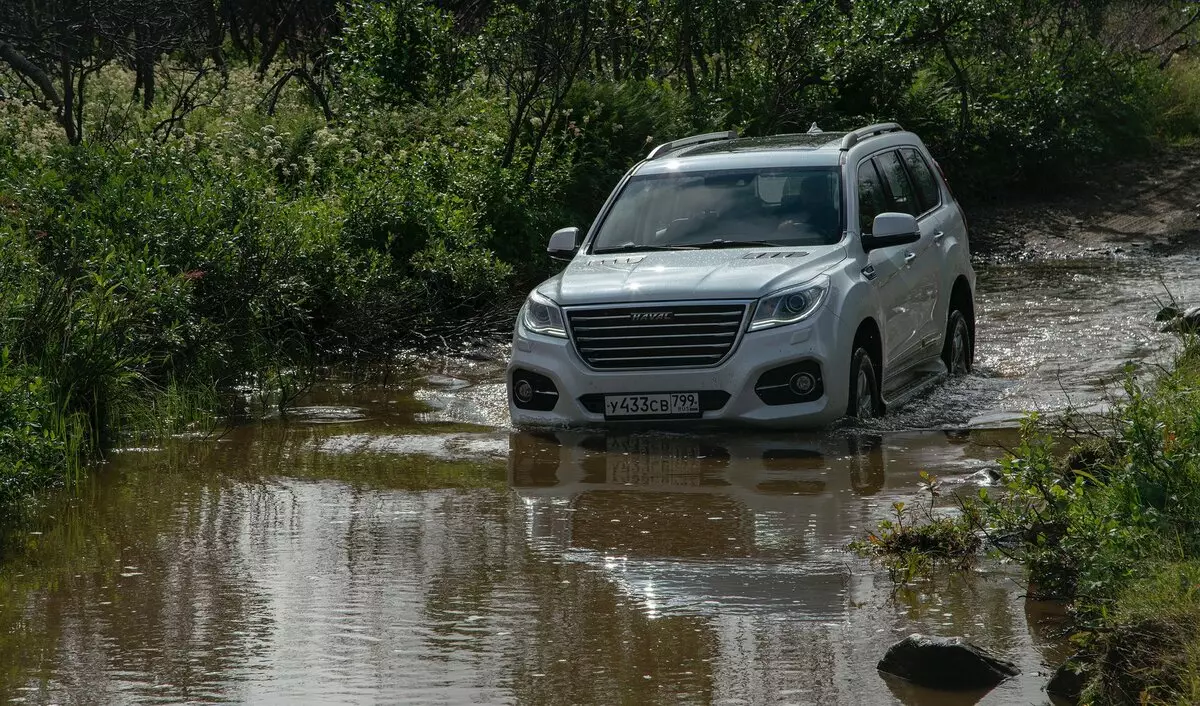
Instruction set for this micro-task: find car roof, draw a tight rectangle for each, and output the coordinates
[634,132,849,175]
[634,126,924,176]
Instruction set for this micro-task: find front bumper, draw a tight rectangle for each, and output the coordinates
[507,311,850,428]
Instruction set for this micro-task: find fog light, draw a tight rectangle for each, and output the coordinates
[754,360,824,406]
[511,370,559,411]
[514,379,535,404]
[789,372,816,396]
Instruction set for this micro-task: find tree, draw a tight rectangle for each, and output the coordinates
[482,0,602,179]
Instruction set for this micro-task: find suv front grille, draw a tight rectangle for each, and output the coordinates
[567,303,748,369]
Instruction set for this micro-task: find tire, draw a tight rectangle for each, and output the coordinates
[847,346,882,419]
[941,308,973,376]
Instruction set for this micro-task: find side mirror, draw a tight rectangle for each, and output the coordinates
[863,213,920,252]
[547,227,581,260]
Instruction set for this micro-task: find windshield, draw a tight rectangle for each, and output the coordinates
[591,167,843,253]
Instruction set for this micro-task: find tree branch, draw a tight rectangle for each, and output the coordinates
[0,40,62,107]
[1141,7,1200,54]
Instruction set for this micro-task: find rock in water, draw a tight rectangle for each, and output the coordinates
[1156,305,1181,322]
[1162,305,1200,333]
[877,634,1019,690]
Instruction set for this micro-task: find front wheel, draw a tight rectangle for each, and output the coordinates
[847,347,882,419]
[941,308,973,375]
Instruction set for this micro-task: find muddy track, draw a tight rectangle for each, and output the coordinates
[969,142,1200,261]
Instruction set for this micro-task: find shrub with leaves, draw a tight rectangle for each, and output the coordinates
[851,471,982,583]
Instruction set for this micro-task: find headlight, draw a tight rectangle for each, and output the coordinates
[749,279,830,331]
[520,290,567,338]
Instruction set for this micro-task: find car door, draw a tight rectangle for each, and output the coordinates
[874,149,942,363]
[857,157,918,369]
[898,147,953,347]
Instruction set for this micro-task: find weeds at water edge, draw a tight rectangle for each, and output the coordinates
[849,471,983,583]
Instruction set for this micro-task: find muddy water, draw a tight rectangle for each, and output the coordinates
[1,253,1197,705]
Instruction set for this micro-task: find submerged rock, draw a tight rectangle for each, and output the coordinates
[877,634,1019,691]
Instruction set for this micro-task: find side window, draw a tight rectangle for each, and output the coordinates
[900,147,940,213]
[857,160,887,233]
[874,150,918,216]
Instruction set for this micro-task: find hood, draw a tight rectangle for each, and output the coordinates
[538,245,846,305]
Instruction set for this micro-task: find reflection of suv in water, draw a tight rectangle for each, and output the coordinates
[508,124,975,428]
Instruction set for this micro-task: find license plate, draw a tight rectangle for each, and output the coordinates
[603,393,701,418]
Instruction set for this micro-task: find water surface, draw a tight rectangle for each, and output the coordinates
[3,253,1195,705]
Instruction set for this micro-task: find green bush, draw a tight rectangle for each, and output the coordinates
[1155,57,1200,141]
[337,0,472,108]
[971,342,1200,702]
[0,355,70,505]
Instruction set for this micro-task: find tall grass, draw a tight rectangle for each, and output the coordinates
[1156,57,1200,142]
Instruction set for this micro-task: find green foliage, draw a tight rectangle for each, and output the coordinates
[851,471,982,583]
[337,0,471,108]
[0,69,537,504]
[0,354,72,506]
[1155,57,1200,142]
[981,347,1200,603]
[1078,563,1200,705]
[970,341,1200,703]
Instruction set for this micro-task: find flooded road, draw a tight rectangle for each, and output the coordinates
[2,254,1199,705]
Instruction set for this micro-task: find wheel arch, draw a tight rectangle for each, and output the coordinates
[949,276,975,337]
[853,317,883,371]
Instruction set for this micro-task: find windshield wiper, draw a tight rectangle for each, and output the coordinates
[593,243,700,254]
[693,239,782,249]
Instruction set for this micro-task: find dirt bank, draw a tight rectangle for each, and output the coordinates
[969,142,1200,261]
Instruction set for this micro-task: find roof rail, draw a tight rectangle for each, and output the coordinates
[839,122,903,151]
[646,130,738,160]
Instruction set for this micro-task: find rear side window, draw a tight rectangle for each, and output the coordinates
[900,148,940,213]
[857,160,888,233]
[874,151,918,217]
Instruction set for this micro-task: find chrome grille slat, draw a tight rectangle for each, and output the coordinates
[579,343,731,353]
[566,302,748,370]
[573,321,740,332]
[585,354,725,363]
[576,332,735,342]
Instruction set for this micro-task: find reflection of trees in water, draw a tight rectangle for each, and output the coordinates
[0,422,1031,703]
[0,421,513,701]
[709,614,841,703]
[0,446,277,702]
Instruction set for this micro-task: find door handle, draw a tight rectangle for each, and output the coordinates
[933,231,945,242]
[904,251,917,264]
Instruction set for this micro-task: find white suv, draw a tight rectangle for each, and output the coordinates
[507,123,975,428]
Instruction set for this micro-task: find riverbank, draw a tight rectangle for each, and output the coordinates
[969,140,1200,262]
[861,330,1200,703]
[994,334,1200,704]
